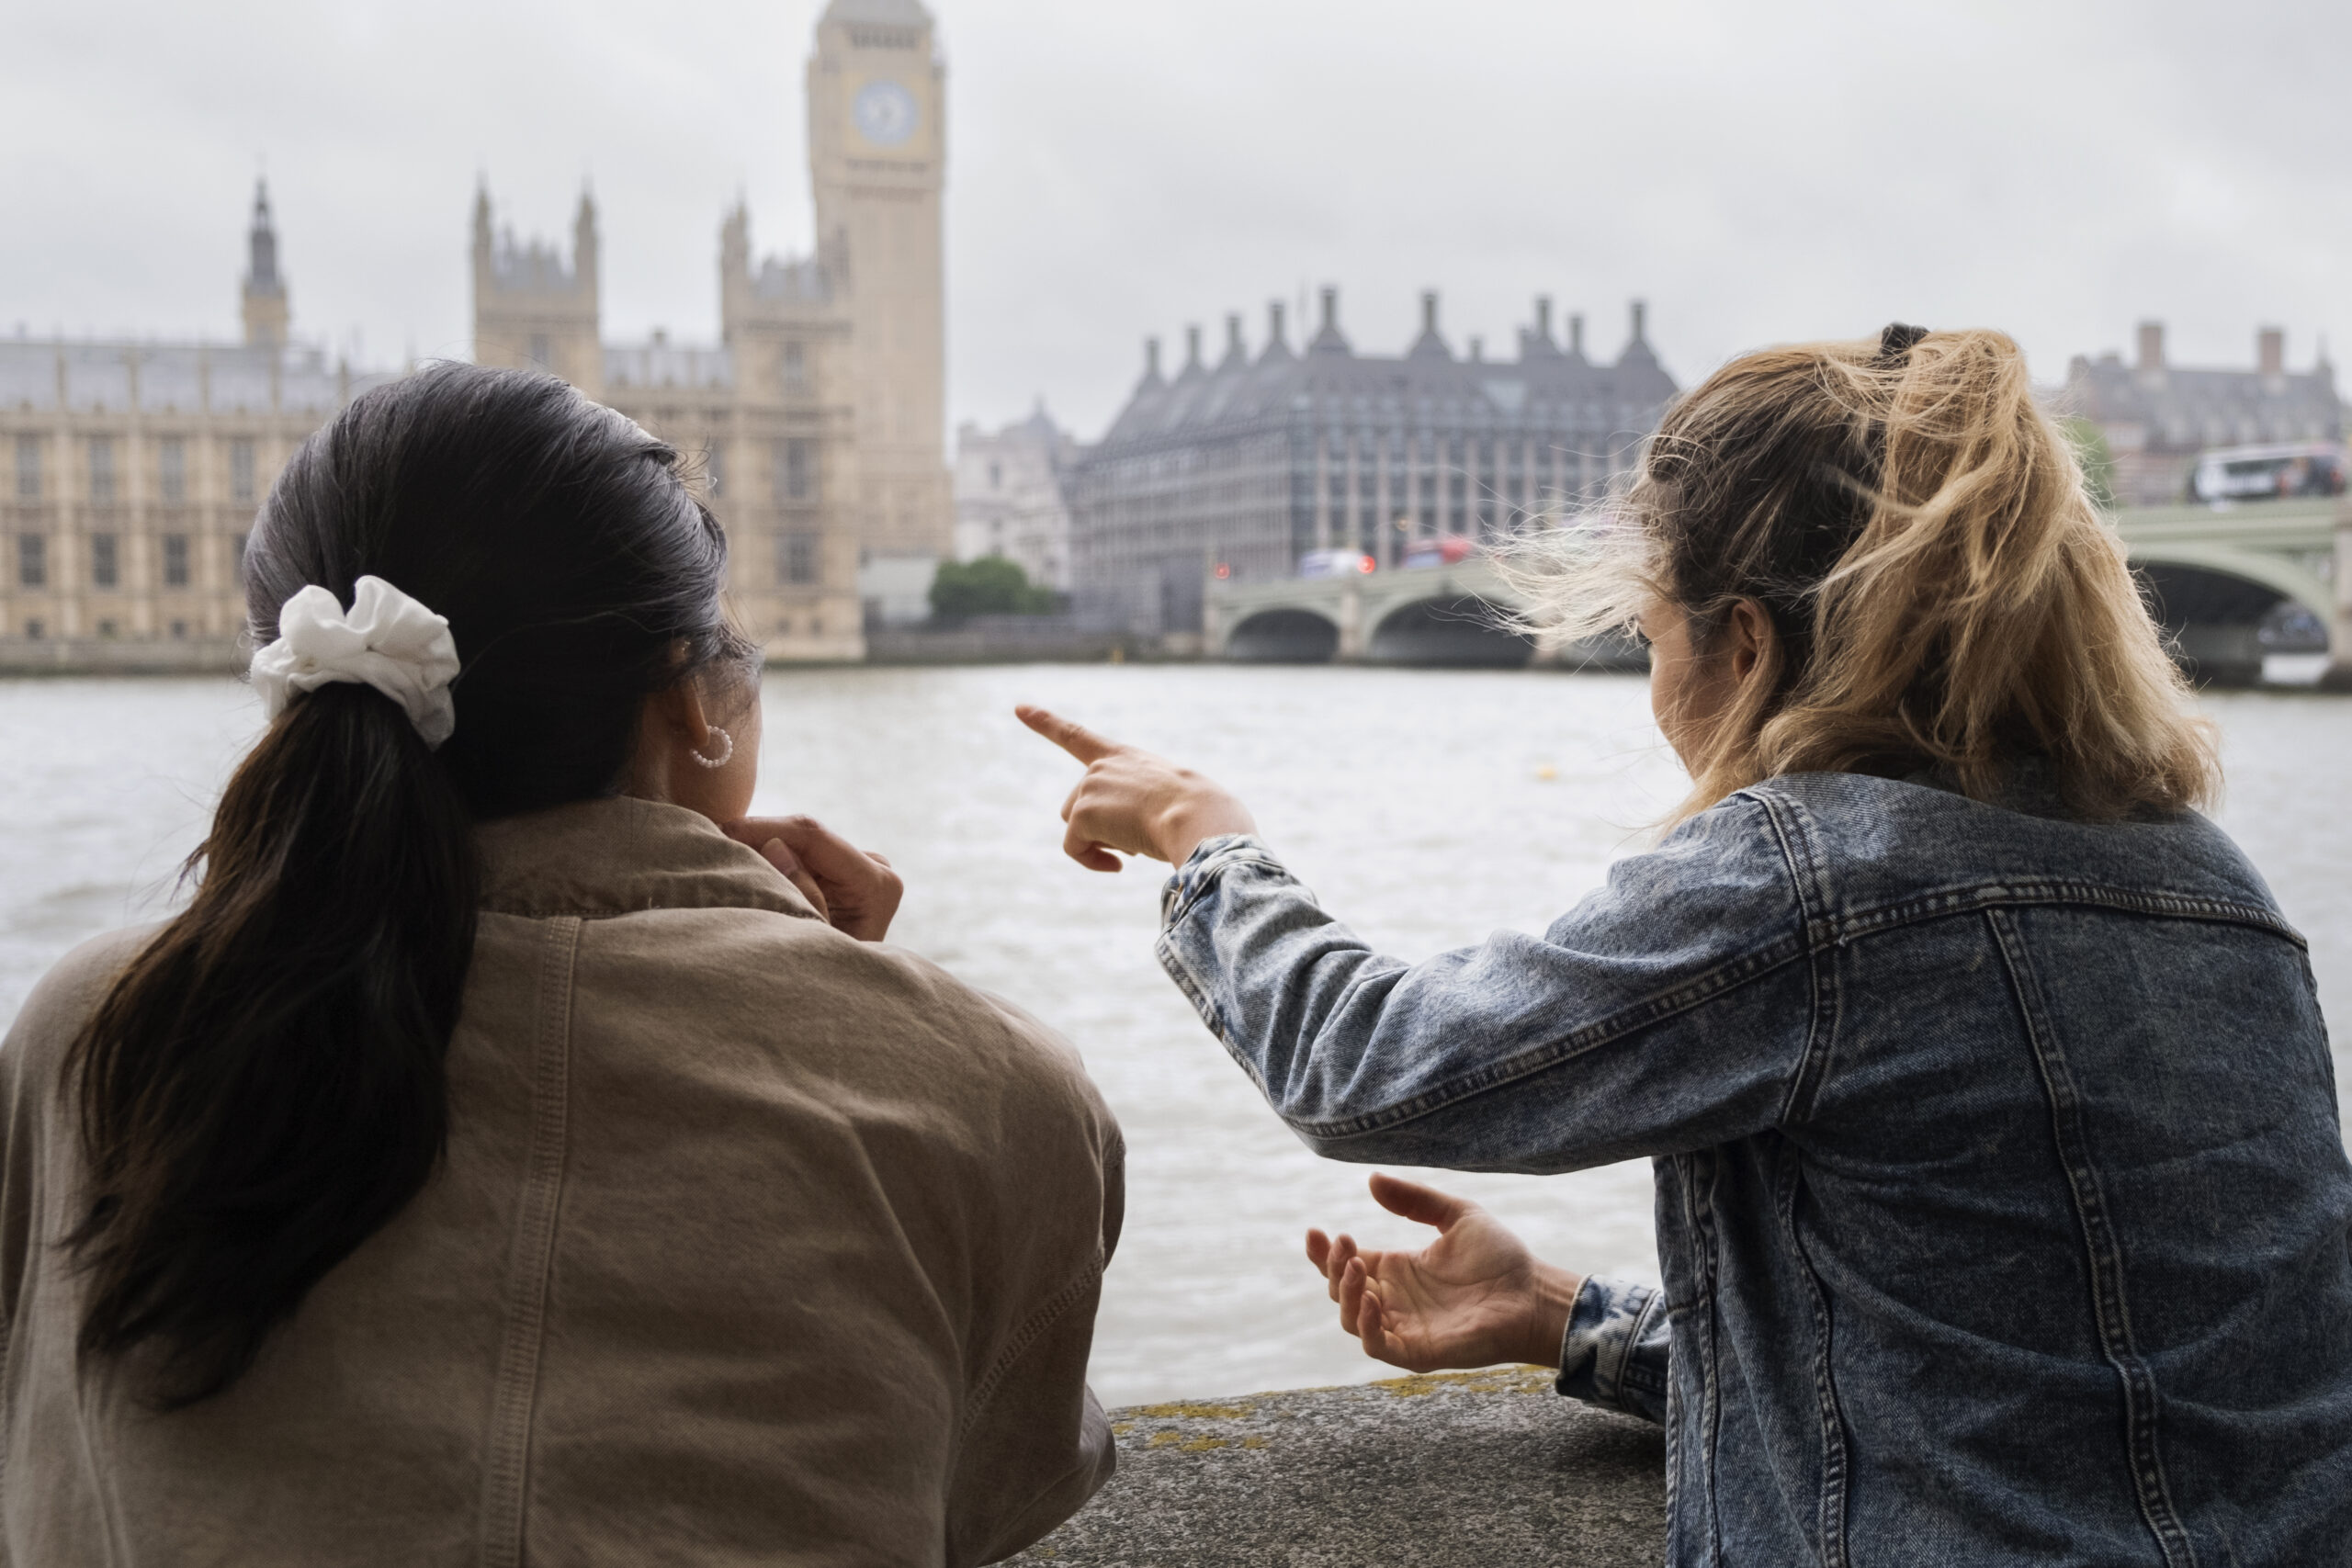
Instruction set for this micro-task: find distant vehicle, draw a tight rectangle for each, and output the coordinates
[2186,443,2347,504]
[1401,536,1478,570]
[1297,548,1377,579]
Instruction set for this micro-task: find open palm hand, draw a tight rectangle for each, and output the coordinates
[1306,1173,1583,1374]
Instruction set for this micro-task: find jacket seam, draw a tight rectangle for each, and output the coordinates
[477,915,581,1568]
[1826,881,2300,948]
[1775,1140,1851,1568]
[1279,935,1813,1142]
[959,1261,1103,1441]
[1986,908,2199,1568]
[1755,792,1840,1127]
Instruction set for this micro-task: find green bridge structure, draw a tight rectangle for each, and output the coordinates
[1201,497,2350,687]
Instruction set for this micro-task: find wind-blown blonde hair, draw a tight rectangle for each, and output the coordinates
[1509,327,2217,823]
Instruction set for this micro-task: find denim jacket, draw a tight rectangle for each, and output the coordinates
[1156,772,2352,1567]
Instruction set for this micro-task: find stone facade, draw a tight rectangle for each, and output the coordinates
[953,404,1077,590]
[2061,321,2342,507]
[474,0,951,655]
[0,183,397,669]
[1067,292,1678,636]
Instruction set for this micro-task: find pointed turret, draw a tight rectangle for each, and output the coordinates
[1216,313,1250,374]
[1260,299,1294,363]
[1177,323,1206,382]
[1408,290,1453,362]
[1520,296,1562,361]
[1616,299,1659,370]
[240,179,289,348]
[1308,287,1351,355]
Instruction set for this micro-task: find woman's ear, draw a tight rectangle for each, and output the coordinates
[1725,599,1776,684]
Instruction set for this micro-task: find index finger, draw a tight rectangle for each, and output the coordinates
[1015,705,1124,765]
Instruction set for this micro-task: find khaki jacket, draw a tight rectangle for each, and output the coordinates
[0,796,1122,1566]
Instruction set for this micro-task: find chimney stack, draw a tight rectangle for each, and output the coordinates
[2136,320,2165,372]
[1227,312,1244,355]
[1144,337,1161,379]
[1267,299,1286,351]
[1421,290,1439,335]
[1630,299,1647,344]
[1569,313,1585,357]
[1184,323,1203,369]
[2258,325,2285,377]
[1534,296,1553,342]
[1319,286,1338,333]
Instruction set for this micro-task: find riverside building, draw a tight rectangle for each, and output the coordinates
[0,185,399,669]
[474,0,953,656]
[953,403,1078,591]
[1065,291,1678,637]
[2061,321,2341,507]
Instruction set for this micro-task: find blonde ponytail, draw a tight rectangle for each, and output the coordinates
[1509,327,2217,823]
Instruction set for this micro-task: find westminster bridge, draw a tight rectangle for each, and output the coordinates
[1200,497,2351,685]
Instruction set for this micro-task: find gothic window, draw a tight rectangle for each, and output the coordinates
[776,438,815,502]
[13,435,38,500]
[163,535,190,588]
[87,437,116,503]
[159,437,187,503]
[230,440,257,505]
[91,533,119,589]
[780,533,819,585]
[17,535,45,589]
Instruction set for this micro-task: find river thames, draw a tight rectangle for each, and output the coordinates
[2,666,2346,1406]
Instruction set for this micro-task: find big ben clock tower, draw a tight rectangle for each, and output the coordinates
[808,0,952,587]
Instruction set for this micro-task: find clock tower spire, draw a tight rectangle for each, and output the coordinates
[808,0,950,581]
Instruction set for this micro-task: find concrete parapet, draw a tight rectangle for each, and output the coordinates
[0,636,244,676]
[1012,1368,1666,1565]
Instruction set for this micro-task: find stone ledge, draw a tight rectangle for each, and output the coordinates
[1013,1368,1666,1565]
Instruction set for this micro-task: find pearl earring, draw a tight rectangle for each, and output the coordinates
[689,725,734,770]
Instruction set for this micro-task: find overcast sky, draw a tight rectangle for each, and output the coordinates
[3,0,2344,441]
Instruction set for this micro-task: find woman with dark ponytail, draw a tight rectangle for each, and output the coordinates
[1,365,1121,1565]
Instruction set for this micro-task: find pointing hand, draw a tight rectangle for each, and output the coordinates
[1016,705,1259,872]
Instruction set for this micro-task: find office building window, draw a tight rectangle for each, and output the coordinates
[23,618,42,640]
[13,435,38,500]
[90,534,120,589]
[230,439,257,505]
[17,535,45,589]
[783,341,807,389]
[780,533,818,585]
[163,534,190,588]
[88,436,117,503]
[159,437,187,503]
[775,438,815,502]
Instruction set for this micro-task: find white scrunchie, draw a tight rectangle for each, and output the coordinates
[249,576,461,748]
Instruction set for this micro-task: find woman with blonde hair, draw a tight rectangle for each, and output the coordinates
[1023,325,2352,1564]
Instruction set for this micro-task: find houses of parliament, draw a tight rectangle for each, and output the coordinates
[0,0,949,669]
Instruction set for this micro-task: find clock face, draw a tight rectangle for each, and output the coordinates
[853,80,919,148]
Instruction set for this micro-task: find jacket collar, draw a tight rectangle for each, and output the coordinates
[474,795,824,922]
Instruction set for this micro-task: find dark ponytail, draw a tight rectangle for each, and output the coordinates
[66,365,754,1406]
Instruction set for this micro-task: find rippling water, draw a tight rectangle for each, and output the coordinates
[4,669,2346,1406]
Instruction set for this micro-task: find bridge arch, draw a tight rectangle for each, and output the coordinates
[2127,545,2332,686]
[1365,594,1533,668]
[1225,606,1340,663]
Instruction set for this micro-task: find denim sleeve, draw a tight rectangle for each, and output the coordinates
[1153,793,1814,1171]
[1555,1275,1670,1425]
